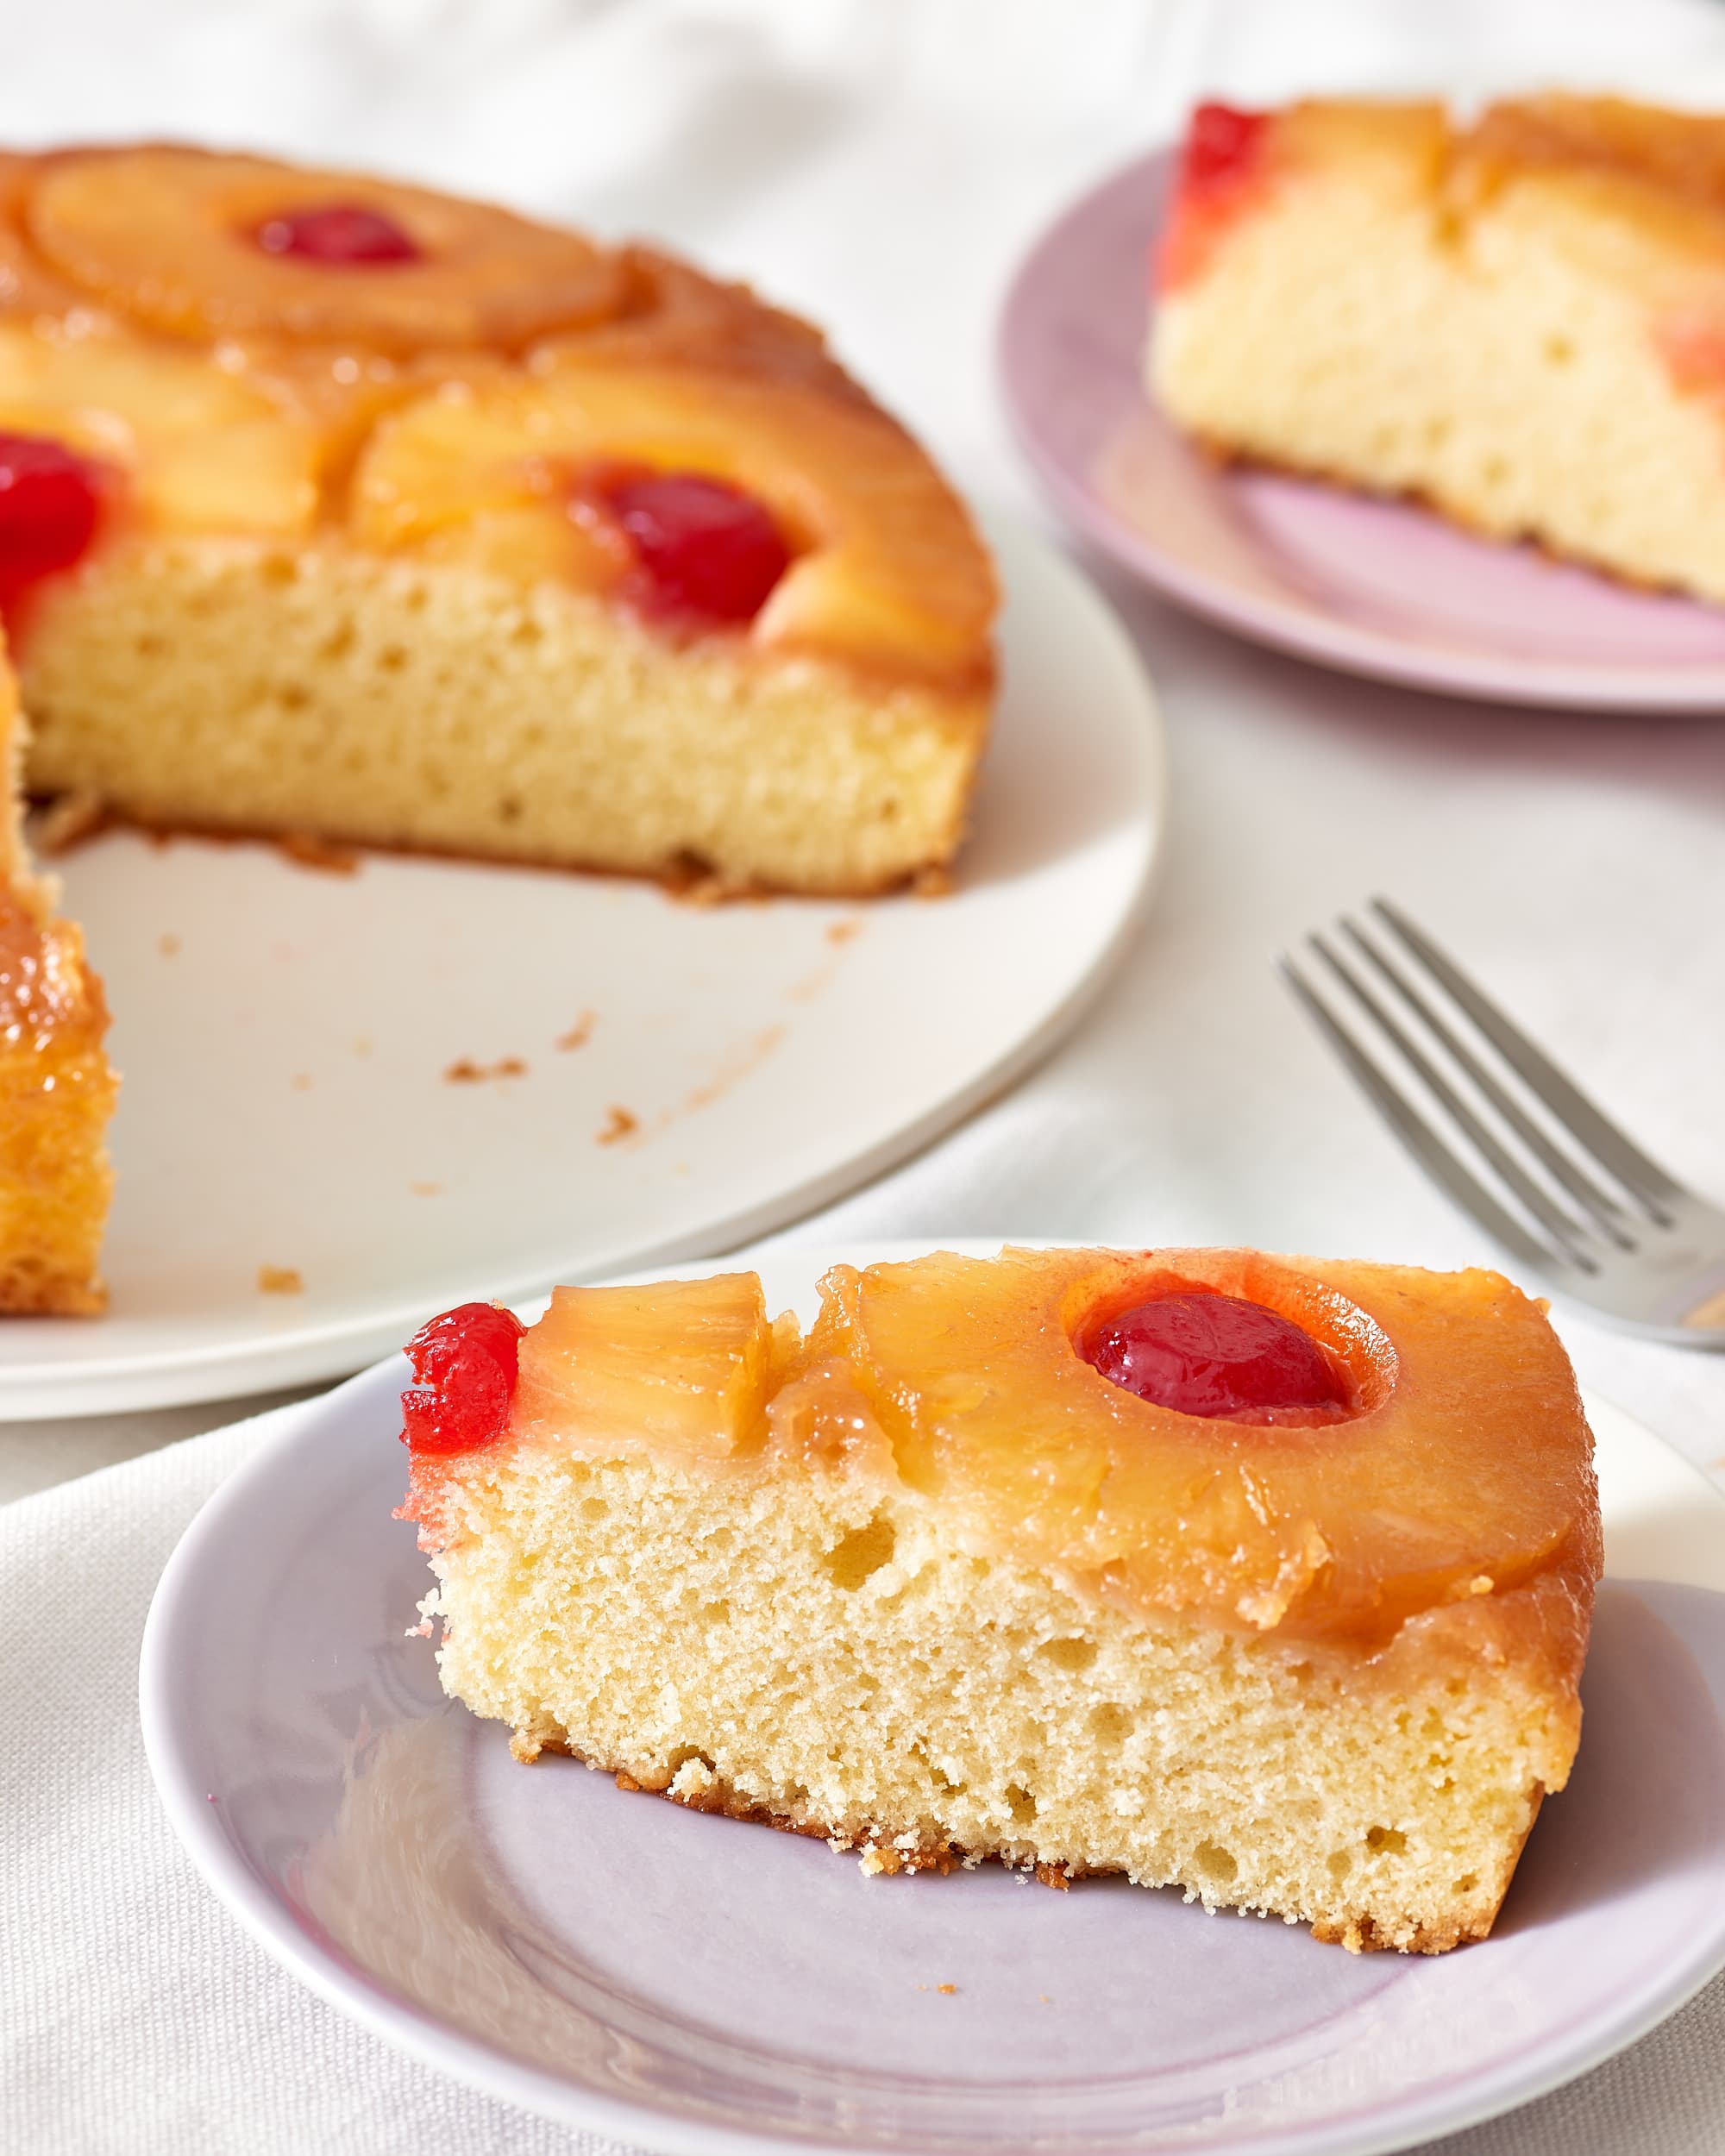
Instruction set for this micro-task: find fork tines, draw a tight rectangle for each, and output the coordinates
[1277,899,1678,1283]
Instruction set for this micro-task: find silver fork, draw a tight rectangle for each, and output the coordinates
[1278,899,1725,1347]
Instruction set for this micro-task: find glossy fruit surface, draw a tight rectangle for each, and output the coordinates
[254,203,420,266]
[1183,102,1270,195]
[401,1301,525,1455]
[354,362,995,679]
[812,1245,1597,1639]
[0,323,319,539]
[512,1271,776,1463]
[594,466,790,625]
[27,147,623,352]
[1080,1291,1348,1420]
[0,431,102,612]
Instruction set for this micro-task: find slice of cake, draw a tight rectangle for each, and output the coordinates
[398,1245,1601,1953]
[0,145,995,896]
[0,634,116,1310]
[1149,94,1725,605]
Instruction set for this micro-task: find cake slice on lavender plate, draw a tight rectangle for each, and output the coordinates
[1149,94,1725,608]
[397,1244,1600,1954]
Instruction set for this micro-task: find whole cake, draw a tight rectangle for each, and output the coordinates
[0,636,115,1310]
[1149,94,1725,605]
[398,1245,1601,1953]
[0,145,996,895]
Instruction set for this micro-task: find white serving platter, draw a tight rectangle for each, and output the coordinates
[0,517,1163,1417]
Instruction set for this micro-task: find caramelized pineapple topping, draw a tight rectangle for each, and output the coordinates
[809,1246,1595,1643]
[405,1248,1598,1653]
[28,147,623,353]
[511,1272,778,1464]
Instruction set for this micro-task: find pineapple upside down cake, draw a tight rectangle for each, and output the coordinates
[0,144,996,1312]
[398,1246,1601,1955]
[0,143,994,896]
[1150,94,1725,605]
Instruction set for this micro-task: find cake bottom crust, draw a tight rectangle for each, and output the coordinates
[512,1720,1540,1957]
[1190,435,1695,605]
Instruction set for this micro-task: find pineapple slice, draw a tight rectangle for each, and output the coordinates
[0,321,319,536]
[27,147,624,355]
[511,1272,781,1464]
[351,360,997,681]
[533,245,865,404]
[0,154,89,319]
[812,1246,1598,1641]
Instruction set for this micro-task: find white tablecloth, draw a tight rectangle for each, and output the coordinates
[5,1,1725,2148]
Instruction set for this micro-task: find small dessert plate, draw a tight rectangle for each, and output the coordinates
[0,514,1162,1419]
[142,1238,1725,2156]
[1000,148,1725,713]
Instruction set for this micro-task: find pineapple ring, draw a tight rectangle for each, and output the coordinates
[0,322,319,536]
[26,148,625,356]
[812,1245,1597,1640]
[531,245,864,404]
[0,154,89,320]
[351,360,997,683]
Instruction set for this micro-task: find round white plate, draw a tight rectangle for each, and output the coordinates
[141,1239,1725,2156]
[0,517,1162,1419]
[1000,147,1725,712]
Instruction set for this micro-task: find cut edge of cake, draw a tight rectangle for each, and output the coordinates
[0,634,116,1312]
[1148,93,1725,609]
[20,537,988,898]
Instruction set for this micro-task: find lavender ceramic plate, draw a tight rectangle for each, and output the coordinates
[1000,149,1725,711]
[141,1240,1725,2156]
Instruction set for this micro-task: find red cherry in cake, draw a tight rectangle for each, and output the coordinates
[598,467,791,626]
[0,432,103,613]
[253,204,422,266]
[400,1300,525,1453]
[1181,102,1270,198]
[1158,102,1271,292]
[1080,1292,1348,1420]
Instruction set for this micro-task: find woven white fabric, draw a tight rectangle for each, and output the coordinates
[3,0,1725,2148]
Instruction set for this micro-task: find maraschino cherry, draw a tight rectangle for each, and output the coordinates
[1081,1292,1348,1420]
[595,467,791,626]
[400,1301,524,1454]
[1181,102,1270,197]
[253,204,421,265]
[0,432,104,616]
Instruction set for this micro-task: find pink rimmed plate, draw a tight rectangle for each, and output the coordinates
[1000,148,1725,712]
[141,1238,1725,2156]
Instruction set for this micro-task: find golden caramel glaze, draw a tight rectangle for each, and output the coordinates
[813,1247,1600,1645]
[512,1273,778,1467]
[0,644,115,1312]
[354,359,996,687]
[1465,96,1725,231]
[414,1249,1599,1666]
[1168,95,1725,287]
[811,1242,1604,1639]
[27,147,625,353]
[0,145,996,693]
[531,244,871,404]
